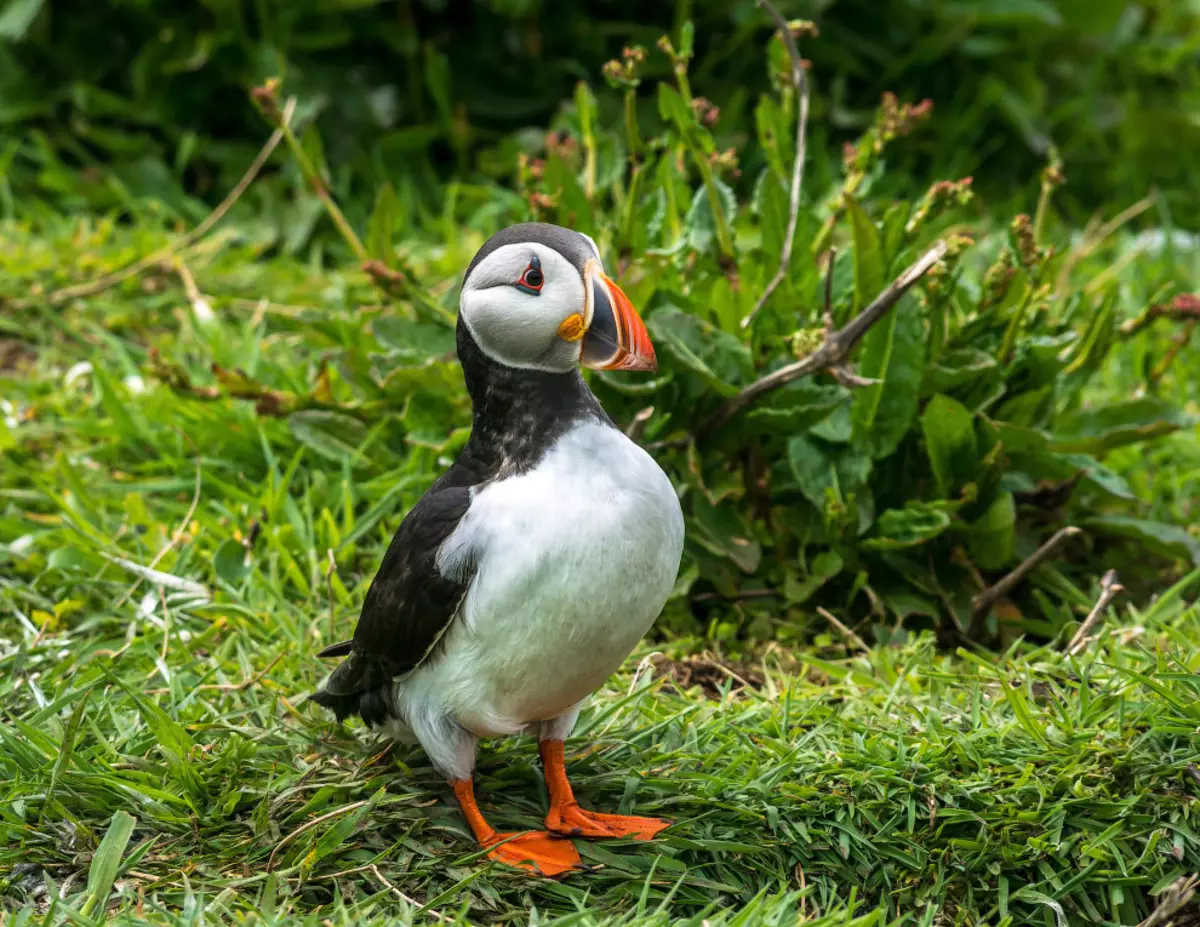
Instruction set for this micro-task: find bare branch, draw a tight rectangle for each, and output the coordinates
[1136,874,1198,927]
[827,364,879,389]
[970,526,1083,629]
[1066,569,1124,655]
[699,240,946,438]
[740,0,811,330]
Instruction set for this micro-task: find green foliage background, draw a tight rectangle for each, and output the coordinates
[2,0,1199,228]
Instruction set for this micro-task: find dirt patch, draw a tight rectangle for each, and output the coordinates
[656,654,766,699]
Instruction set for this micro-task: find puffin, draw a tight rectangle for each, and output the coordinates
[311,222,685,876]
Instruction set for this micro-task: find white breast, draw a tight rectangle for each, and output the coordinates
[406,419,684,738]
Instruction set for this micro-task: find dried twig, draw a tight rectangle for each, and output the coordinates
[1136,874,1198,927]
[1066,569,1124,655]
[970,526,1082,631]
[625,405,655,442]
[700,241,947,438]
[368,864,451,922]
[32,99,296,308]
[741,0,811,329]
[267,801,369,872]
[816,607,870,654]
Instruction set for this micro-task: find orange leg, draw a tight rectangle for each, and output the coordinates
[451,778,583,877]
[540,740,669,841]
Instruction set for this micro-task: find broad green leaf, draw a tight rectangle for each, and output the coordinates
[923,348,999,395]
[1081,515,1200,565]
[289,411,369,464]
[82,811,137,917]
[812,403,853,443]
[691,496,762,573]
[647,305,751,394]
[1051,398,1192,454]
[860,501,955,551]
[788,435,872,509]
[851,294,925,459]
[684,181,737,255]
[785,550,844,603]
[372,316,456,363]
[881,200,911,263]
[968,491,1015,569]
[845,196,884,310]
[922,394,979,497]
[748,383,849,432]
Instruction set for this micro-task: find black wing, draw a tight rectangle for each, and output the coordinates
[309,481,474,725]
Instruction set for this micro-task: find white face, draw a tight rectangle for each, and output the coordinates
[459,241,593,373]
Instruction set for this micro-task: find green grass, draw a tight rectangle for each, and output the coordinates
[2,218,1199,926]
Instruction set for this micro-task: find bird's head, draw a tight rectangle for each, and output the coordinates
[458,222,655,375]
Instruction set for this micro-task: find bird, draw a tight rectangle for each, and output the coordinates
[311,222,685,877]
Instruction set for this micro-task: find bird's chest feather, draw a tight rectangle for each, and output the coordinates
[434,420,684,725]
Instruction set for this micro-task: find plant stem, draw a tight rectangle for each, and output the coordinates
[276,117,367,261]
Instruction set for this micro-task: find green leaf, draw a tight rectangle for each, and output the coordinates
[574,81,597,138]
[372,316,456,363]
[684,180,737,255]
[423,47,453,123]
[1051,398,1192,454]
[923,348,999,395]
[289,411,369,464]
[788,435,873,536]
[92,363,144,445]
[82,811,137,917]
[213,538,250,584]
[785,550,844,603]
[860,501,955,551]
[845,196,884,310]
[657,83,691,130]
[922,394,979,497]
[747,383,849,432]
[366,182,397,263]
[851,295,925,459]
[1081,515,1200,565]
[0,0,45,40]
[968,491,1015,569]
[647,305,751,394]
[691,496,762,573]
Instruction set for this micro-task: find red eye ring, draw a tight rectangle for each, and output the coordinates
[515,257,544,294]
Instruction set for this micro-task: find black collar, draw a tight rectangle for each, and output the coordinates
[451,319,610,484]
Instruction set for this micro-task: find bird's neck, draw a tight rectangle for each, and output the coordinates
[456,320,609,478]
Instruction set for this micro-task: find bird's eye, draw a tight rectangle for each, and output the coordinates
[515,257,544,294]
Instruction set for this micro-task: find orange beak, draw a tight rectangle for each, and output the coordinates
[580,261,656,372]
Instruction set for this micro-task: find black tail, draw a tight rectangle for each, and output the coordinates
[309,649,398,727]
